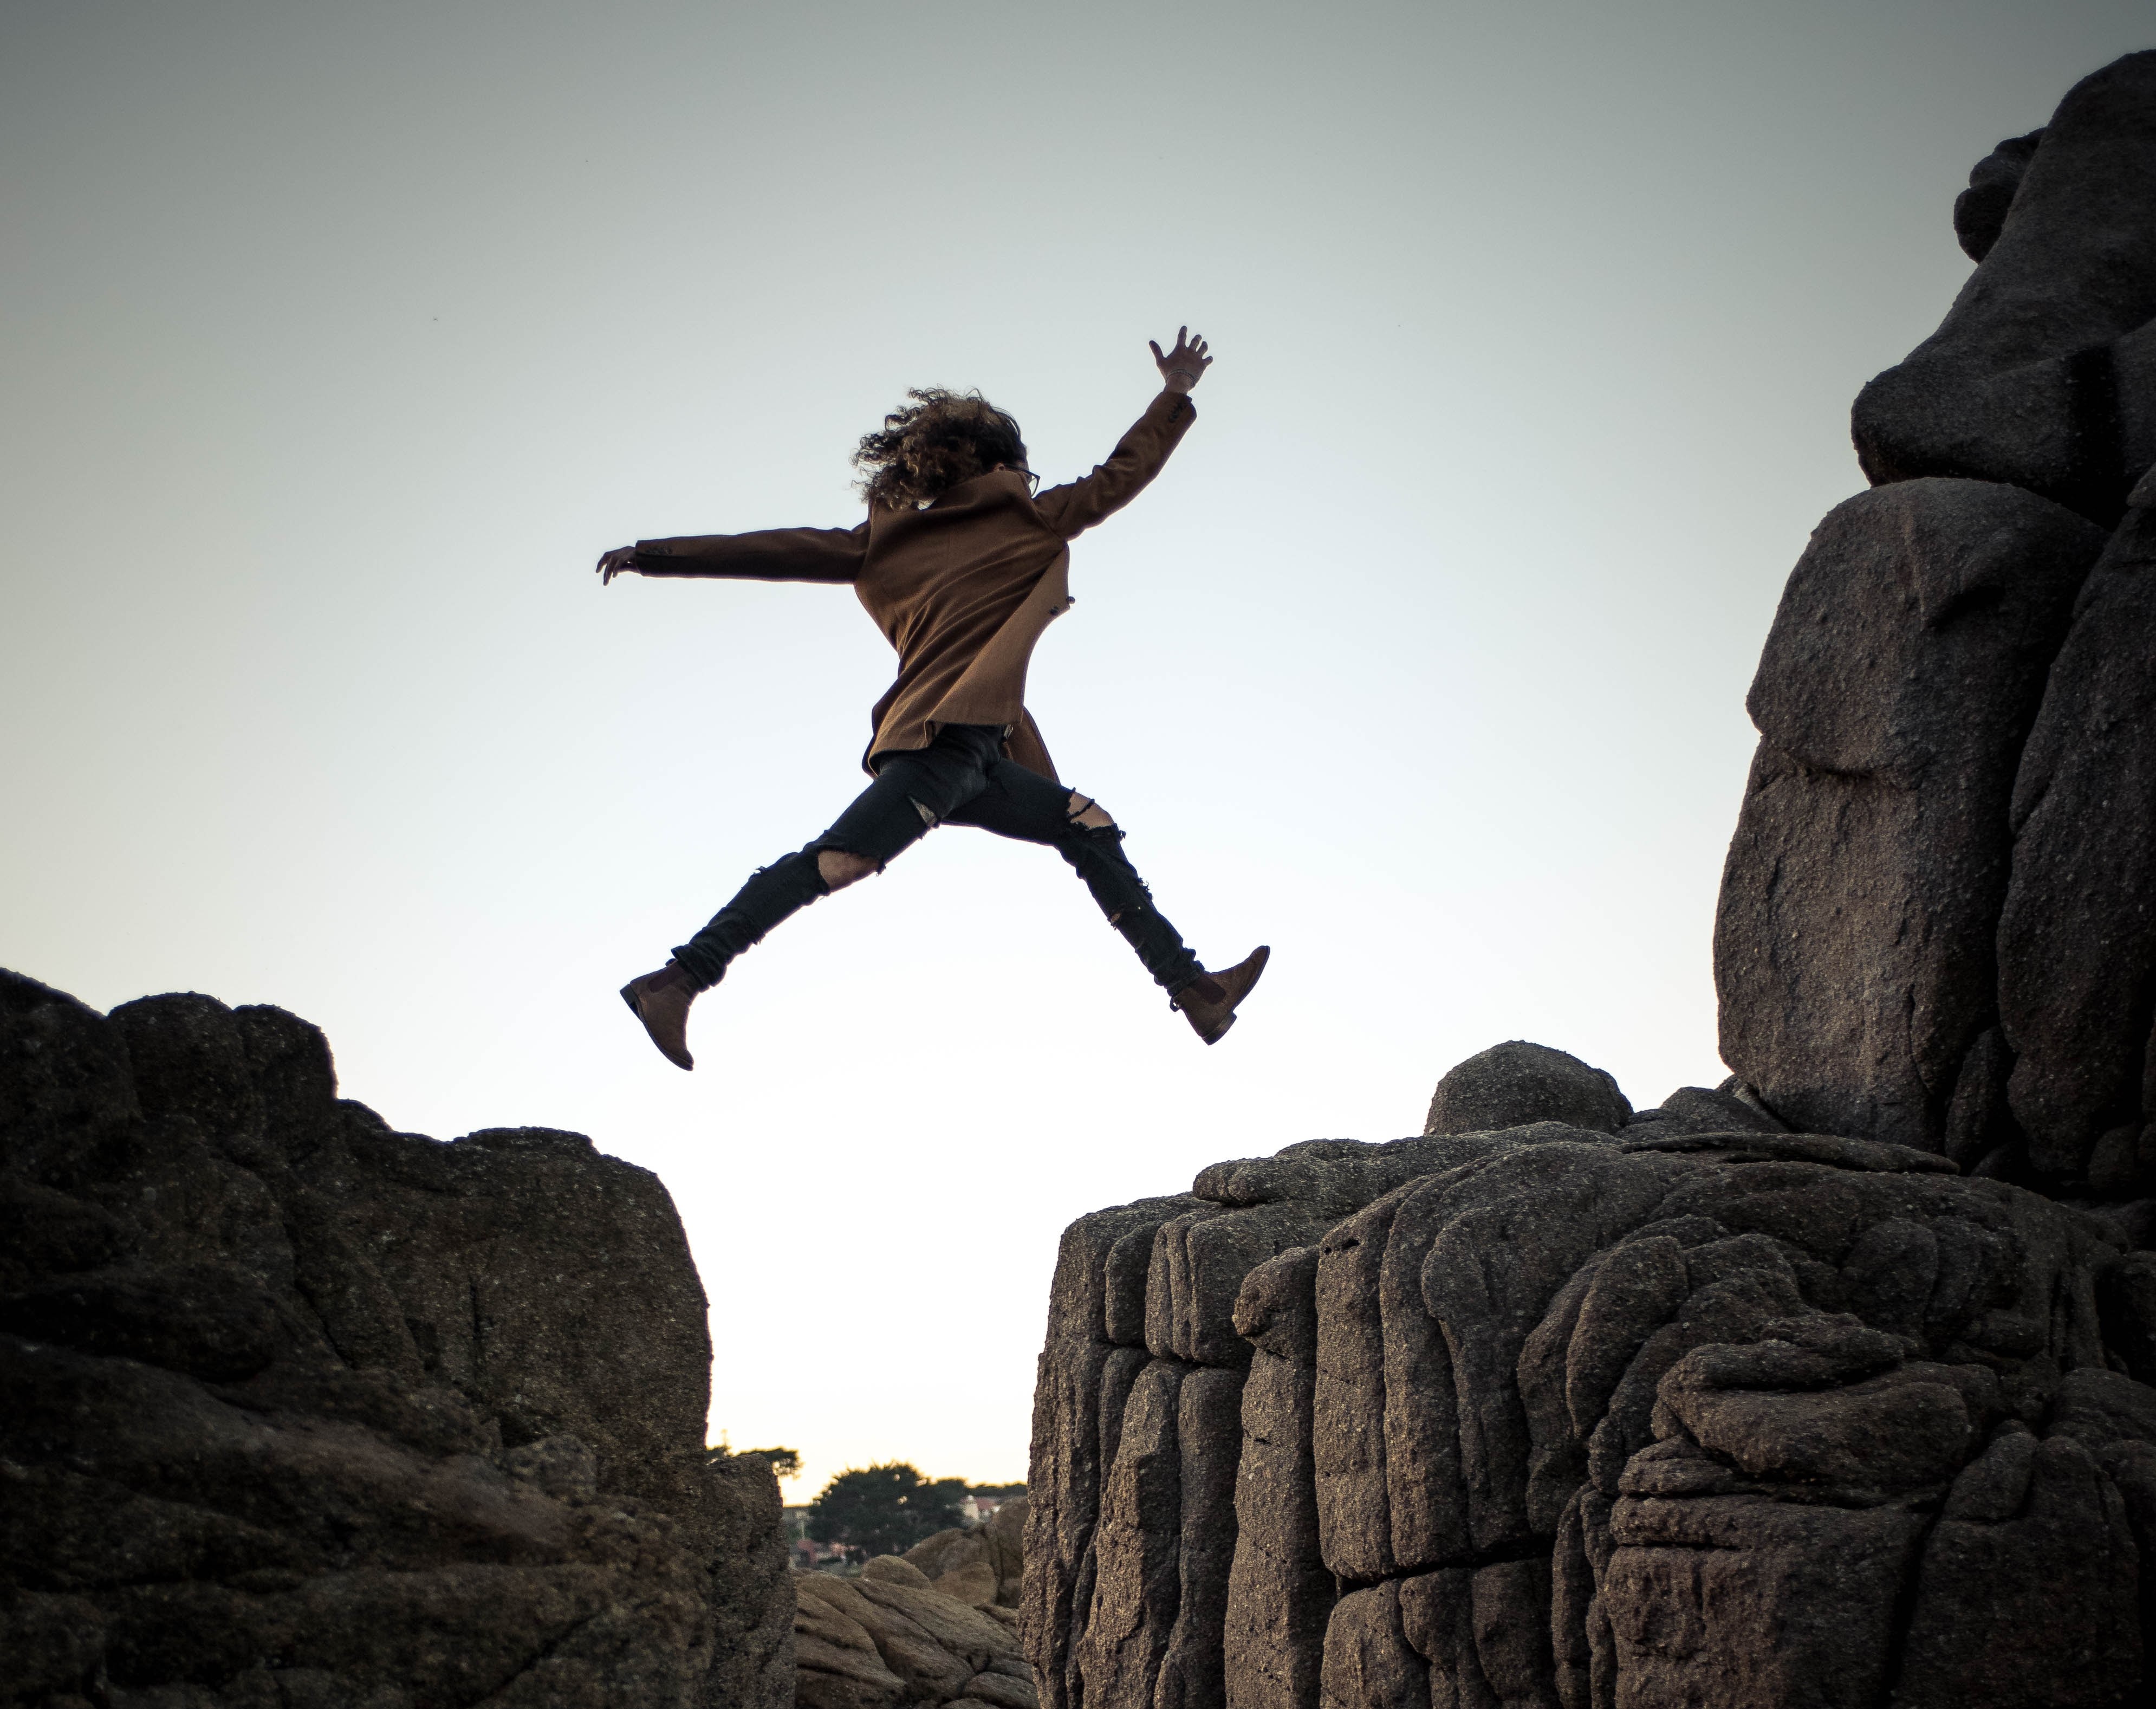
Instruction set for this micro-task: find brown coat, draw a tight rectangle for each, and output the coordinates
[633,390,1196,780]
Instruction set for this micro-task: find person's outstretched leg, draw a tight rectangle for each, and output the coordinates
[946,761,1268,1043]
[621,727,1003,1068]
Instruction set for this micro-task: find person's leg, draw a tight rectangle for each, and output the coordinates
[945,761,1207,996]
[671,728,1001,991]
[622,728,1007,1069]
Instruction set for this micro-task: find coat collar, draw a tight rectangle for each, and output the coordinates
[929,467,1035,509]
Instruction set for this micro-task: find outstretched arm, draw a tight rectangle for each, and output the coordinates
[595,522,869,586]
[1034,329,1211,539]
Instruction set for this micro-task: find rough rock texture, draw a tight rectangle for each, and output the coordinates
[1999,484,2156,1181]
[1714,478,2106,1153]
[1423,1043,1631,1138]
[1718,50,2156,1197]
[794,1566,1035,1709]
[1025,1086,2156,1709]
[0,968,791,1708]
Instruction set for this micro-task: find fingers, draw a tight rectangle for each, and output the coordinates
[1153,330,1213,377]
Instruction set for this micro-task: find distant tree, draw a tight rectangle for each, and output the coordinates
[969,1482,1026,1500]
[807,1462,967,1557]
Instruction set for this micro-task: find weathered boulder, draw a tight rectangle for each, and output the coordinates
[794,1571,1036,1709]
[1423,1041,1630,1137]
[0,968,792,1708]
[906,1497,1030,1609]
[1707,50,2156,1189]
[1852,50,2156,520]
[1026,1105,2147,1709]
[1715,477,2106,1152]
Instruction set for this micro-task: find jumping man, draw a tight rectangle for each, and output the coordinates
[596,329,1267,1069]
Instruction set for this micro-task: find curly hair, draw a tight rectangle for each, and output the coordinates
[853,389,1028,509]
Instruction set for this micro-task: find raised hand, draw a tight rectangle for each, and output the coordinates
[596,545,639,585]
[1149,327,1213,394]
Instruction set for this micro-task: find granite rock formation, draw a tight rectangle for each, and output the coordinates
[1,968,793,1708]
[794,1553,1034,1709]
[1725,48,2156,1191]
[905,1498,1031,1610]
[1023,1080,2156,1709]
[1024,50,2156,1709]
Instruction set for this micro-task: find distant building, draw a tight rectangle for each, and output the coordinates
[783,1506,852,1572]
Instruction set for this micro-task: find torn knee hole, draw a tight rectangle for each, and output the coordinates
[816,848,878,890]
[911,796,940,827]
[1067,792,1116,831]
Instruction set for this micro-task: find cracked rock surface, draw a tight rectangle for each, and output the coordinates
[1024,1114,2156,1709]
[793,1554,1035,1709]
[1,969,793,1709]
[1721,49,2156,1197]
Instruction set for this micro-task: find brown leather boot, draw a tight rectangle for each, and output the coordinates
[620,962,698,1070]
[1172,946,1270,1045]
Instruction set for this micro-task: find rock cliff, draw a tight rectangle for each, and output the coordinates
[1024,50,2156,1709]
[0,969,793,1708]
[1724,48,2156,1192]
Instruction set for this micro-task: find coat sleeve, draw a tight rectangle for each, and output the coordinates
[633,522,868,582]
[1032,392,1197,540]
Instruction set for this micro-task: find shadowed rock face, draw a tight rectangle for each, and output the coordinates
[1717,50,2156,1202]
[0,969,792,1709]
[1714,478,2107,1154]
[1852,50,2156,523]
[1024,1109,2156,1709]
[1952,130,2044,262]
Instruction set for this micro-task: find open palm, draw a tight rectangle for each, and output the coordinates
[1150,327,1213,394]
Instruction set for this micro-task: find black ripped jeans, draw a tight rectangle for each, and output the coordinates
[671,724,1205,997]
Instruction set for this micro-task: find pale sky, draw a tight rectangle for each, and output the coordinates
[5,1,2149,1500]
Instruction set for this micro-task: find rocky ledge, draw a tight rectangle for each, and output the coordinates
[0,969,793,1708]
[1024,1044,2156,1709]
